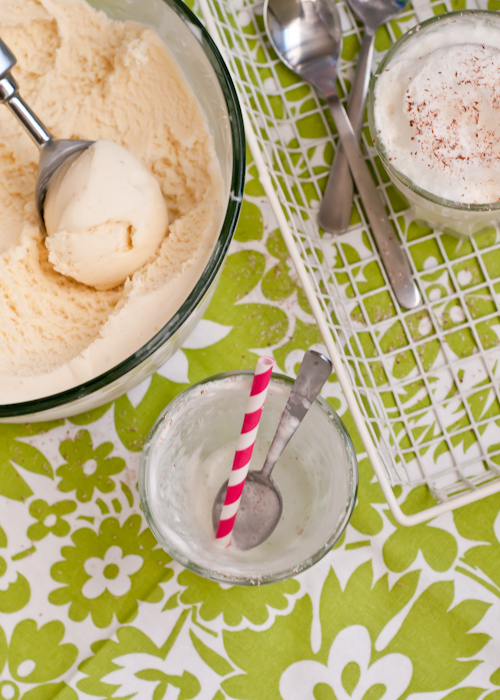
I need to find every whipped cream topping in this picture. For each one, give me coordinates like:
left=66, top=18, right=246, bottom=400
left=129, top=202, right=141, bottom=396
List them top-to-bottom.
left=374, top=27, right=500, bottom=204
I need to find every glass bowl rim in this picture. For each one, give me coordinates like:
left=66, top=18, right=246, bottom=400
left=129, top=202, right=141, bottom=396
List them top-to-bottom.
left=0, top=0, right=246, bottom=418
left=368, top=9, right=500, bottom=212
left=139, top=369, right=359, bottom=586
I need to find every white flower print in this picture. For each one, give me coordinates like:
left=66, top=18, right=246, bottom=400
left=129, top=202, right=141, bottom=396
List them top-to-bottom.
left=82, top=545, right=142, bottom=599
left=280, top=625, right=412, bottom=700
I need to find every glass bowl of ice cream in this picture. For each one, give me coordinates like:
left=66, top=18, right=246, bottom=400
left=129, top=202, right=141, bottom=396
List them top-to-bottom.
left=0, top=0, right=245, bottom=421
left=368, top=11, right=500, bottom=237
left=139, top=370, right=358, bottom=585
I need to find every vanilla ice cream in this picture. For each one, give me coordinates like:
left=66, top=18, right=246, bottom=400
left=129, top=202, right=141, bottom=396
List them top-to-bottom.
left=0, top=0, right=224, bottom=403
left=373, top=15, right=500, bottom=204
left=44, top=140, right=169, bottom=290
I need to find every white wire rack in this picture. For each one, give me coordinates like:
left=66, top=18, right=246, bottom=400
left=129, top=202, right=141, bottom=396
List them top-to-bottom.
left=198, top=0, right=500, bottom=524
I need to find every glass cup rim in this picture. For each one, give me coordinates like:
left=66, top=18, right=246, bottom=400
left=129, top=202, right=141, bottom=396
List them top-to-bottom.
left=0, top=0, right=245, bottom=418
left=368, top=9, right=500, bottom=213
left=139, top=369, right=359, bottom=586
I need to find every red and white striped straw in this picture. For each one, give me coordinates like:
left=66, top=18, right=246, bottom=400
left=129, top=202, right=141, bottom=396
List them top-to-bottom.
left=215, top=356, right=275, bottom=547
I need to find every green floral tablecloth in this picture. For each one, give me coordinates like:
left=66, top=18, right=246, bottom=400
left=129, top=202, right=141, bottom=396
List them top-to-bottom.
left=2, top=3, right=500, bottom=699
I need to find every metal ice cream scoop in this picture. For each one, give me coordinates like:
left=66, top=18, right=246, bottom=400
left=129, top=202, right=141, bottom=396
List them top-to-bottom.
left=0, top=37, right=92, bottom=228
left=212, top=350, right=333, bottom=550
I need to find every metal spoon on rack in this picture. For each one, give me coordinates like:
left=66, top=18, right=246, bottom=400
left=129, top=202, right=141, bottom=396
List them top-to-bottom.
left=264, top=0, right=420, bottom=310
left=318, top=0, right=409, bottom=234
left=0, top=37, right=92, bottom=228
left=212, top=350, right=332, bottom=550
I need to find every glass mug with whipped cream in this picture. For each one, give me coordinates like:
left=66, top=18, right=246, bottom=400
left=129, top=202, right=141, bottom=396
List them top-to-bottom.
left=368, top=11, right=500, bottom=236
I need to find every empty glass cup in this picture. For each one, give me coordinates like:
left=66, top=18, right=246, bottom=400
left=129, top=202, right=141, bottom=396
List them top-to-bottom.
left=139, top=370, right=358, bottom=585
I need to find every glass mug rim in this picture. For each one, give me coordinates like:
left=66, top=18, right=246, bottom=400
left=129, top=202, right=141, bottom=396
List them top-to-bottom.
left=368, top=9, right=500, bottom=213
left=139, top=369, right=359, bottom=585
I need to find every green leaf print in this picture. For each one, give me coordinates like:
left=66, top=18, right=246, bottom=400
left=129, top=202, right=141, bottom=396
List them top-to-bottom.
left=244, top=163, right=266, bottom=198
left=234, top=200, right=264, bottom=242
left=261, top=227, right=311, bottom=314
left=262, top=228, right=298, bottom=302
left=194, top=250, right=288, bottom=378
left=273, top=318, right=323, bottom=373
left=115, top=373, right=188, bottom=452
left=68, top=403, right=113, bottom=426
left=0, top=422, right=62, bottom=501
left=57, top=430, right=125, bottom=502
left=349, top=457, right=388, bottom=536
left=382, top=487, right=458, bottom=572
left=453, top=492, right=500, bottom=598
left=454, top=492, right=500, bottom=545
left=27, top=499, right=76, bottom=541
left=49, top=515, right=173, bottom=628
left=0, top=524, right=30, bottom=614
left=222, top=562, right=419, bottom=699
left=223, top=562, right=489, bottom=699
left=317, top=562, right=419, bottom=658
left=178, top=570, right=299, bottom=626
left=0, top=573, right=30, bottom=615
left=384, top=581, right=490, bottom=695
left=222, top=594, right=315, bottom=699
left=78, top=619, right=200, bottom=699
left=0, top=620, right=77, bottom=699
left=9, top=620, right=77, bottom=683
left=0, top=626, right=6, bottom=673
left=79, top=626, right=167, bottom=698
left=189, top=630, right=233, bottom=676
left=491, top=667, right=500, bottom=685
left=135, top=669, right=200, bottom=700
left=313, top=682, right=336, bottom=700
left=22, top=683, right=78, bottom=700
left=440, top=689, right=485, bottom=700
left=484, top=693, right=500, bottom=700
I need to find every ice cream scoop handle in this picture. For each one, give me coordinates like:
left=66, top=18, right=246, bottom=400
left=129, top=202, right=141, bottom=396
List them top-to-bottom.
left=318, top=31, right=375, bottom=233
left=0, top=37, right=52, bottom=148
left=327, top=94, right=421, bottom=310
left=260, top=351, right=332, bottom=479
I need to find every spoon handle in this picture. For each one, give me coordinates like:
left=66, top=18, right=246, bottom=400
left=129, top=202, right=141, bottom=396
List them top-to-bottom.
left=318, top=30, right=375, bottom=234
left=0, top=37, right=52, bottom=149
left=327, top=94, right=420, bottom=310
left=260, top=350, right=332, bottom=479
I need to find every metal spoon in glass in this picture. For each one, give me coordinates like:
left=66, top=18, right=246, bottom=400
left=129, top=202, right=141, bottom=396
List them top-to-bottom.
left=264, top=0, right=420, bottom=310
left=319, top=0, right=409, bottom=234
left=0, top=37, right=92, bottom=228
left=212, top=350, right=332, bottom=550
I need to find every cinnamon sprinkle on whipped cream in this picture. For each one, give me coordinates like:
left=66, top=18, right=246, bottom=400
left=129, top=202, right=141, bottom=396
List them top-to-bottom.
left=374, top=32, right=500, bottom=204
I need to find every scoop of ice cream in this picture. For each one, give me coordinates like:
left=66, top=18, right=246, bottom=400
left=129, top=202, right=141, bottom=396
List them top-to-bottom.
left=44, top=139, right=168, bottom=290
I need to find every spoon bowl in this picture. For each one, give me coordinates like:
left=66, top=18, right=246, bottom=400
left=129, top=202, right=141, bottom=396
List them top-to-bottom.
left=264, top=0, right=342, bottom=93
left=265, top=0, right=341, bottom=97
left=349, top=0, right=408, bottom=32
left=35, top=139, right=93, bottom=226
left=212, top=471, right=283, bottom=550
